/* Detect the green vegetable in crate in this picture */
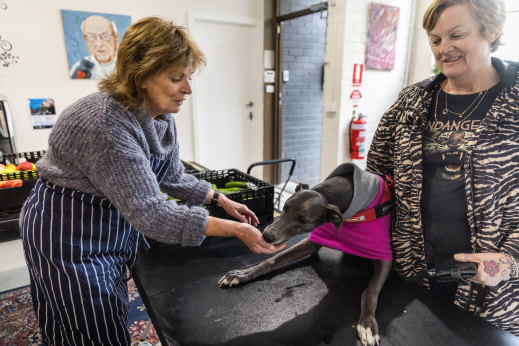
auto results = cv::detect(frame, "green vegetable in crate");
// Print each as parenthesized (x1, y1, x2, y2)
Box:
(208, 180, 255, 195)
(224, 181, 249, 189)
(217, 187, 242, 194)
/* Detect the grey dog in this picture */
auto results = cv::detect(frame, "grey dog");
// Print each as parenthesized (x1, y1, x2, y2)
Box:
(219, 163, 393, 346)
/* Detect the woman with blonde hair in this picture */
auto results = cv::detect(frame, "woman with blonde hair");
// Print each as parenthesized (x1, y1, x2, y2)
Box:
(368, 0, 519, 335)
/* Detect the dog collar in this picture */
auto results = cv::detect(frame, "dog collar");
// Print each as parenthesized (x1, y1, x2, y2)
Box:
(345, 175, 393, 224)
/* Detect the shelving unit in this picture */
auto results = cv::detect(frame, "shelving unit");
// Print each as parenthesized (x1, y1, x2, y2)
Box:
(0, 100, 16, 154)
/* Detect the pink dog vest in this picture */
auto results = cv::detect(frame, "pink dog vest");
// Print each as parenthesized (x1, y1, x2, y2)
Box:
(308, 175, 393, 261)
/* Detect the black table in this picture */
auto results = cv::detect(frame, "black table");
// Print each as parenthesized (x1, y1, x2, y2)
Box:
(134, 232, 519, 346)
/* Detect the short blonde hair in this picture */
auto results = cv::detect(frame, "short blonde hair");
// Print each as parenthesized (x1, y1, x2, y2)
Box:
(98, 17, 206, 111)
(422, 0, 507, 52)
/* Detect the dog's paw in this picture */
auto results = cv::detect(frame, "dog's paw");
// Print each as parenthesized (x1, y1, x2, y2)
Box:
(356, 323, 380, 346)
(217, 269, 254, 287)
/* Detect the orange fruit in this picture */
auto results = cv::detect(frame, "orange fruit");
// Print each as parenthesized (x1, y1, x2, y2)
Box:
(4, 164, 16, 173)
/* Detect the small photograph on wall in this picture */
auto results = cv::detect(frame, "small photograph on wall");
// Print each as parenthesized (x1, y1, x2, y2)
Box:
(29, 98, 57, 129)
(61, 9, 131, 80)
(365, 3, 400, 70)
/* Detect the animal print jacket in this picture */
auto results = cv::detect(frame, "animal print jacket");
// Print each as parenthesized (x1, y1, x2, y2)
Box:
(366, 57, 519, 335)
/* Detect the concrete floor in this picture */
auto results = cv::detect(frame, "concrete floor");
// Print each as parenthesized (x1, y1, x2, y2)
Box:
(0, 238, 30, 292)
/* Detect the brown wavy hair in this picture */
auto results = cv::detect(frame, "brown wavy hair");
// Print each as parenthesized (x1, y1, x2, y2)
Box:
(98, 17, 206, 111)
(422, 0, 507, 52)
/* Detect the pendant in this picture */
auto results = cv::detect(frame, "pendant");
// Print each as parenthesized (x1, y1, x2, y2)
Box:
(442, 109, 448, 115)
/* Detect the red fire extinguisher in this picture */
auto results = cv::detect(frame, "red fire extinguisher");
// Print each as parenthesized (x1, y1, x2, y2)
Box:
(350, 112, 367, 159)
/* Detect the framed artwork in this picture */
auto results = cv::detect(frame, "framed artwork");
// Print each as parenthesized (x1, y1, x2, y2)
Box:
(61, 9, 131, 79)
(365, 3, 400, 70)
(29, 98, 56, 129)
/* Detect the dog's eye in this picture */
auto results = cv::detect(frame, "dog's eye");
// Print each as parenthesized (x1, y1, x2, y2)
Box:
(298, 217, 305, 224)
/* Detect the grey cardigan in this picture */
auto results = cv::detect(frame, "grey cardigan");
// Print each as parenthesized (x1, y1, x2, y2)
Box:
(36, 92, 211, 246)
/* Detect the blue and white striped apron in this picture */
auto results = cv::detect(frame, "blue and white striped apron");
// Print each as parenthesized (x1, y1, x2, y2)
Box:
(20, 158, 170, 345)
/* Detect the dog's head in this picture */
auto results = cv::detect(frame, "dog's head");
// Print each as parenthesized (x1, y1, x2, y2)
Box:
(263, 184, 343, 244)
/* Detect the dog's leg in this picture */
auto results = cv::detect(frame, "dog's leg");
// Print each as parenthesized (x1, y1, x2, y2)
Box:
(218, 238, 321, 287)
(357, 259, 392, 346)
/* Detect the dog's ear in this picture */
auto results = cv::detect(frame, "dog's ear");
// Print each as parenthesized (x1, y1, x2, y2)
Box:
(326, 204, 343, 230)
(295, 183, 310, 192)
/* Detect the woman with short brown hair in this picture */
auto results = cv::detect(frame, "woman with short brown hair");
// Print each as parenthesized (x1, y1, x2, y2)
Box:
(20, 16, 284, 345)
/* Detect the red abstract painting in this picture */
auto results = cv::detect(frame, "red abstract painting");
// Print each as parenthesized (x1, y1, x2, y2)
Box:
(366, 3, 400, 70)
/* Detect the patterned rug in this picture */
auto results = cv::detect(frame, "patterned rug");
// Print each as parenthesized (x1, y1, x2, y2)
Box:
(0, 279, 161, 346)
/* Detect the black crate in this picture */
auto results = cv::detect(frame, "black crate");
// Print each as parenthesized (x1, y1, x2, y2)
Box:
(1, 170, 39, 181)
(146, 168, 274, 250)
(1, 150, 45, 165)
(182, 160, 200, 174)
(0, 151, 44, 211)
(194, 168, 274, 225)
(0, 171, 39, 211)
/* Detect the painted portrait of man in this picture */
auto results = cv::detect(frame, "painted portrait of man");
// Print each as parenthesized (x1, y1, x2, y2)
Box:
(61, 10, 131, 80)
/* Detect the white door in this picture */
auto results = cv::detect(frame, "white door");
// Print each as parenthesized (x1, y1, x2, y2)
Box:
(189, 12, 263, 173)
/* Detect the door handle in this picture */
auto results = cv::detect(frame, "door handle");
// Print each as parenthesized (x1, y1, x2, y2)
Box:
(245, 101, 254, 107)
(249, 112, 253, 120)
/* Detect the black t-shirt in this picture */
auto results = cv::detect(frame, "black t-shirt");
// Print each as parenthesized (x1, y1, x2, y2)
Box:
(422, 82, 502, 266)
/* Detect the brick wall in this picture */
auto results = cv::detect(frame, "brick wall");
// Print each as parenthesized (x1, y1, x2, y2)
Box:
(280, 0, 327, 187)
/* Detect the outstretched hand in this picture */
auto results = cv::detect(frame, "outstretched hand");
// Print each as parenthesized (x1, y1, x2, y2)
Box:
(236, 223, 286, 254)
(454, 252, 512, 286)
(220, 196, 260, 226)
(208, 193, 285, 254)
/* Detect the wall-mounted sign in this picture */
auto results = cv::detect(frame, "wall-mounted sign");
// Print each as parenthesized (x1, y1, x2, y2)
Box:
(283, 70, 289, 82)
(349, 89, 362, 108)
(264, 50, 275, 69)
(352, 63, 363, 87)
(264, 70, 275, 84)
